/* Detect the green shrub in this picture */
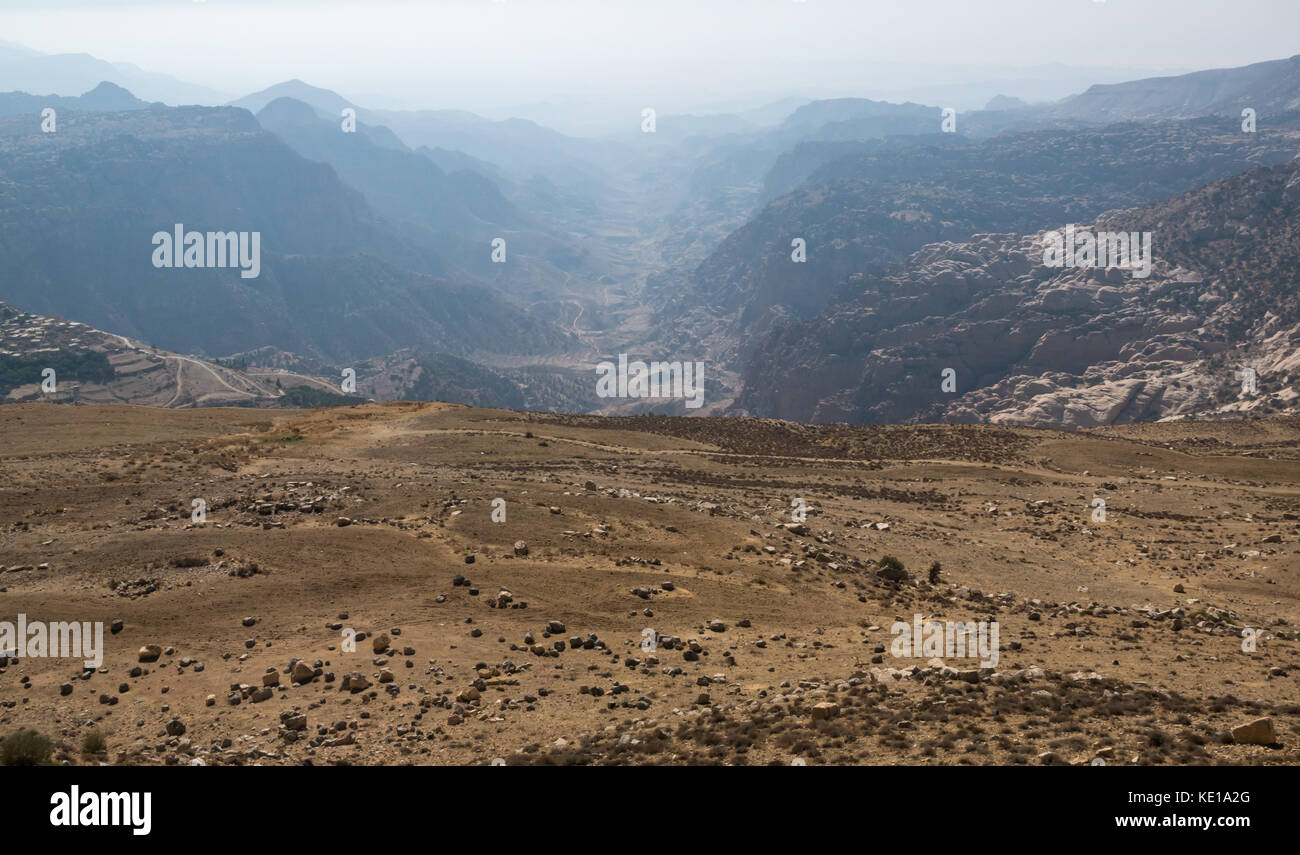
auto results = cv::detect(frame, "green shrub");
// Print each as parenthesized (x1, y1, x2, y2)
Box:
(0, 351, 114, 397)
(1, 729, 53, 766)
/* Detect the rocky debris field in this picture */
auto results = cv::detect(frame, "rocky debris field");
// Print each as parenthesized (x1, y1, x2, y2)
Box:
(0, 402, 1297, 766)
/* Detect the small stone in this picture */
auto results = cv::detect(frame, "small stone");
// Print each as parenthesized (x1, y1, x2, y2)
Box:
(341, 672, 371, 693)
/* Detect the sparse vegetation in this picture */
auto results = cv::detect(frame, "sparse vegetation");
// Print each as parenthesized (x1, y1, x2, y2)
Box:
(277, 386, 365, 408)
(878, 555, 905, 574)
(1, 399, 1296, 768)
(1, 729, 53, 766)
(80, 729, 107, 755)
(0, 351, 114, 396)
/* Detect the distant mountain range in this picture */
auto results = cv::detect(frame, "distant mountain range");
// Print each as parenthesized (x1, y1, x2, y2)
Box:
(0, 43, 227, 105)
(252, 96, 607, 300)
(1051, 54, 1300, 123)
(0, 106, 574, 365)
(231, 79, 624, 190)
(3, 50, 1300, 426)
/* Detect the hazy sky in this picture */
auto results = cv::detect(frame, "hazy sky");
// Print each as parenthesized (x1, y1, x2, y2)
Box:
(1, 0, 1296, 113)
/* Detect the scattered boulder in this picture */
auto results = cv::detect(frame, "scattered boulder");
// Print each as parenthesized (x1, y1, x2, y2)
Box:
(341, 672, 371, 693)
(291, 661, 315, 684)
(1232, 718, 1278, 746)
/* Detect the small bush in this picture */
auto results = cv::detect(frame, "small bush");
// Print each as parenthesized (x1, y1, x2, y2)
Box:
(1, 729, 53, 766)
(928, 561, 942, 584)
(81, 729, 107, 755)
(878, 555, 905, 573)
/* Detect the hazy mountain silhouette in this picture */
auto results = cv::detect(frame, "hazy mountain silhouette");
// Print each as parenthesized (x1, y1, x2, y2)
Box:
(1053, 54, 1300, 122)
(0, 104, 572, 364)
(0, 43, 227, 105)
(0, 80, 150, 116)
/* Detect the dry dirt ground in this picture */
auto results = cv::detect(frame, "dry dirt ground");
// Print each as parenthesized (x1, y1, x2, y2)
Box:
(1, 401, 1297, 766)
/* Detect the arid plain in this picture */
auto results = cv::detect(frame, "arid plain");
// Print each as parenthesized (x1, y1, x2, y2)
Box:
(1, 402, 1297, 765)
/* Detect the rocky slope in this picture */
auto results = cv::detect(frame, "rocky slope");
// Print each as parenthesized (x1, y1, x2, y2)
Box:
(671, 116, 1300, 357)
(0, 302, 348, 408)
(733, 158, 1300, 427)
(0, 105, 575, 364)
(254, 97, 615, 305)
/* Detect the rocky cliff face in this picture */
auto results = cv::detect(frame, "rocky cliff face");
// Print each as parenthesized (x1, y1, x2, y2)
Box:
(732, 158, 1300, 428)
(662, 114, 1300, 380)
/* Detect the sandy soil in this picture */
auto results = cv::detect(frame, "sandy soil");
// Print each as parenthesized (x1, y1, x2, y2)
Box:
(0, 402, 1296, 766)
